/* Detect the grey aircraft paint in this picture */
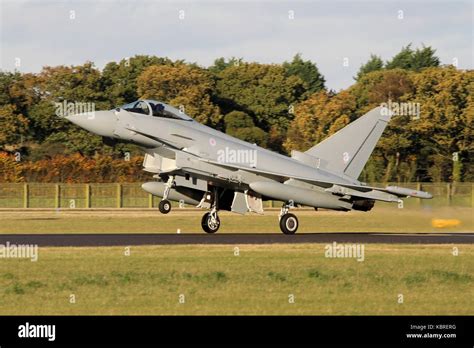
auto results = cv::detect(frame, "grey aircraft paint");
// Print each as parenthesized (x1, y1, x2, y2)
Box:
(66, 99, 432, 234)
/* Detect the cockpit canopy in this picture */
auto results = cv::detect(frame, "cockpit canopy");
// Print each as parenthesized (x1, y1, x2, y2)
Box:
(120, 100, 193, 121)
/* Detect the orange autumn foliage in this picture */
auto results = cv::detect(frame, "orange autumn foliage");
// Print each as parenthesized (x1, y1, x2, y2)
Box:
(0, 152, 149, 183)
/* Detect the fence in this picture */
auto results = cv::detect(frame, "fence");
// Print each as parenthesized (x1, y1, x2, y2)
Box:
(0, 182, 472, 209)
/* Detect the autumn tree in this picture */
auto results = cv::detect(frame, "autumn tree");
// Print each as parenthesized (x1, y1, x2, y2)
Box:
(102, 55, 175, 106)
(137, 64, 221, 126)
(215, 62, 306, 151)
(348, 67, 470, 182)
(0, 48, 471, 183)
(208, 57, 243, 74)
(0, 72, 23, 106)
(0, 104, 29, 151)
(350, 69, 418, 182)
(0, 72, 31, 151)
(411, 46, 440, 71)
(349, 69, 414, 112)
(224, 111, 267, 147)
(0, 152, 24, 182)
(284, 90, 356, 152)
(386, 44, 440, 71)
(385, 45, 415, 70)
(25, 62, 109, 138)
(22, 63, 118, 157)
(283, 53, 326, 94)
(355, 54, 383, 80)
(402, 67, 473, 181)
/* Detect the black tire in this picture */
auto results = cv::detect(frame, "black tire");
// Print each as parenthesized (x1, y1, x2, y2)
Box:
(201, 212, 220, 234)
(279, 213, 298, 235)
(159, 199, 171, 214)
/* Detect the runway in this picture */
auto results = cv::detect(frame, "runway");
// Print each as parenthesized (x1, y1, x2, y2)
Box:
(0, 232, 472, 246)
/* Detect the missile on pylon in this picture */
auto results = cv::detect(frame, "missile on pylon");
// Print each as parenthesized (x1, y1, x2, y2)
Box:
(385, 186, 433, 199)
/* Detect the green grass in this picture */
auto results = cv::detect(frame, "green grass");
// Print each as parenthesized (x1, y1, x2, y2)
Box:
(0, 244, 472, 315)
(0, 206, 471, 233)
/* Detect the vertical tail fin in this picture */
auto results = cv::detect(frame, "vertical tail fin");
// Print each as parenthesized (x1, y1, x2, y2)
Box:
(305, 107, 392, 179)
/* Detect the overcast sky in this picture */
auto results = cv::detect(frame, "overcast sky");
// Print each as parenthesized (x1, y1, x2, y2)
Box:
(0, 0, 472, 90)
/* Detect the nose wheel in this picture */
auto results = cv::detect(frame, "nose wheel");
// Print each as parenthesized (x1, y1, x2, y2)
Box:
(279, 203, 298, 234)
(158, 175, 174, 214)
(201, 211, 220, 233)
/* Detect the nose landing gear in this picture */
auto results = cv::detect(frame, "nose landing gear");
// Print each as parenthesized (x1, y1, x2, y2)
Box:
(279, 203, 299, 235)
(158, 176, 174, 214)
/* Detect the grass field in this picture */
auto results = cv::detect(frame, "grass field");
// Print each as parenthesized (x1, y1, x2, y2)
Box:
(0, 243, 472, 315)
(0, 205, 471, 234)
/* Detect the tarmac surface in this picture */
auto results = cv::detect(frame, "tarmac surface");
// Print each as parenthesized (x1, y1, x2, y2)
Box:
(0, 232, 472, 246)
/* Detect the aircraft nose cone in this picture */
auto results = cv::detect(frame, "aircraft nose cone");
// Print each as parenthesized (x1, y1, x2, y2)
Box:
(66, 110, 116, 137)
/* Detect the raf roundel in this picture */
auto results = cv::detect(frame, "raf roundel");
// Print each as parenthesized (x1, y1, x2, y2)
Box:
(342, 152, 350, 164)
(209, 138, 217, 147)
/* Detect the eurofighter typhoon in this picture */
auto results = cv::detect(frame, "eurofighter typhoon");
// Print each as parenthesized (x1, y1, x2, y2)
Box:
(66, 100, 432, 234)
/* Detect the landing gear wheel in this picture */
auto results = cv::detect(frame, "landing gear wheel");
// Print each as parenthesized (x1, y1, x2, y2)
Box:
(201, 212, 220, 233)
(279, 213, 298, 235)
(159, 199, 171, 214)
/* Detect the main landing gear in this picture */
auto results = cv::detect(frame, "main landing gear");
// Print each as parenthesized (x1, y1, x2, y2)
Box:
(158, 199, 171, 214)
(158, 176, 174, 214)
(200, 197, 298, 235)
(279, 203, 299, 235)
(201, 188, 220, 234)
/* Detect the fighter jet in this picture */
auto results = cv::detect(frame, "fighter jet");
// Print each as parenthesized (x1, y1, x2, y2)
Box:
(66, 99, 432, 234)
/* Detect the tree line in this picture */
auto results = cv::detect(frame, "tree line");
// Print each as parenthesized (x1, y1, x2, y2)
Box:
(0, 45, 472, 183)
